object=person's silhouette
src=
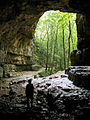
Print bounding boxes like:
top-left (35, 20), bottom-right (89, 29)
top-left (26, 79), bottom-right (34, 108)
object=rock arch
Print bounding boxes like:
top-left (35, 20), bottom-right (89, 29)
top-left (0, 0), bottom-right (90, 77)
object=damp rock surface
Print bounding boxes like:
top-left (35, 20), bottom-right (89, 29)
top-left (0, 71), bottom-right (90, 120)
top-left (68, 66), bottom-right (90, 89)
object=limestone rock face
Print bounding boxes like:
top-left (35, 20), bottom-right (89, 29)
top-left (69, 0), bottom-right (90, 14)
top-left (0, 13), bottom-right (36, 64)
top-left (71, 14), bottom-right (90, 66)
top-left (0, 66), bottom-right (3, 78)
top-left (68, 66), bottom-right (90, 89)
top-left (0, 50), bottom-right (6, 64)
top-left (71, 48), bottom-right (90, 66)
top-left (0, 1), bottom-right (39, 76)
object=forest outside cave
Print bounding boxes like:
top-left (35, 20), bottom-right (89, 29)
top-left (34, 10), bottom-right (77, 77)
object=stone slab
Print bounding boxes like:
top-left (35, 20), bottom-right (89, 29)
top-left (68, 66), bottom-right (90, 89)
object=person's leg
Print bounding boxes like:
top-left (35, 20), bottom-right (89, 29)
top-left (27, 97), bottom-right (30, 108)
top-left (31, 97), bottom-right (33, 108)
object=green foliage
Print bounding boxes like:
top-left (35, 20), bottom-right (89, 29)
top-left (38, 69), bottom-right (57, 77)
top-left (34, 10), bottom-right (77, 71)
top-left (38, 70), bottom-right (51, 77)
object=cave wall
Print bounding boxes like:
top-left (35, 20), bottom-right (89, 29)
top-left (0, 1), bottom-right (40, 77)
top-left (0, 0), bottom-right (90, 77)
top-left (69, 0), bottom-right (90, 66)
top-left (71, 14), bottom-right (90, 66)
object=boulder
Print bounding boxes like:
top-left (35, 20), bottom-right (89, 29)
top-left (3, 64), bottom-right (16, 77)
top-left (68, 66), bottom-right (90, 89)
top-left (32, 64), bottom-right (41, 71)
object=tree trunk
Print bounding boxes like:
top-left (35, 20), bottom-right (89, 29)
top-left (46, 26), bottom-right (49, 71)
top-left (51, 25), bottom-right (58, 71)
top-left (67, 20), bottom-right (71, 68)
top-left (49, 26), bottom-right (53, 72)
top-left (46, 40), bottom-right (49, 70)
top-left (62, 28), bottom-right (66, 70)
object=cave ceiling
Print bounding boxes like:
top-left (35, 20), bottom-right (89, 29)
top-left (0, 0), bottom-right (90, 20)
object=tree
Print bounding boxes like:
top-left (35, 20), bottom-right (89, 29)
top-left (67, 20), bottom-right (71, 68)
top-left (34, 10), bottom-right (77, 73)
top-left (46, 25), bottom-right (49, 70)
top-left (62, 28), bottom-right (66, 69)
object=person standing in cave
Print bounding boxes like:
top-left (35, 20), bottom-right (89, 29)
top-left (25, 79), bottom-right (34, 109)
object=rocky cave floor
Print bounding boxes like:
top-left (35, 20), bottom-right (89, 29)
top-left (0, 71), bottom-right (90, 120)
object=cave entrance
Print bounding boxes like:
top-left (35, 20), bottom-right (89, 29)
top-left (34, 10), bottom-right (77, 76)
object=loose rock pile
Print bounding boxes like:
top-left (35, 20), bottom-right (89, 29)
top-left (0, 73), bottom-right (90, 120)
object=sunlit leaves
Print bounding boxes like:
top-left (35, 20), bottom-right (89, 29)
top-left (34, 10), bottom-right (77, 70)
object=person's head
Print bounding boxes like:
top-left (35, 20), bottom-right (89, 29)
top-left (28, 79), bottom-right (32, 84)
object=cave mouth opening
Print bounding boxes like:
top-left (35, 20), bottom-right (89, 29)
top-left (34, 10), bottom-right (77, 76)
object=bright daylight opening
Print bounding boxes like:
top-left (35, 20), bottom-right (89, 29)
top-left (34, 10), bottom-right (77, 77)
